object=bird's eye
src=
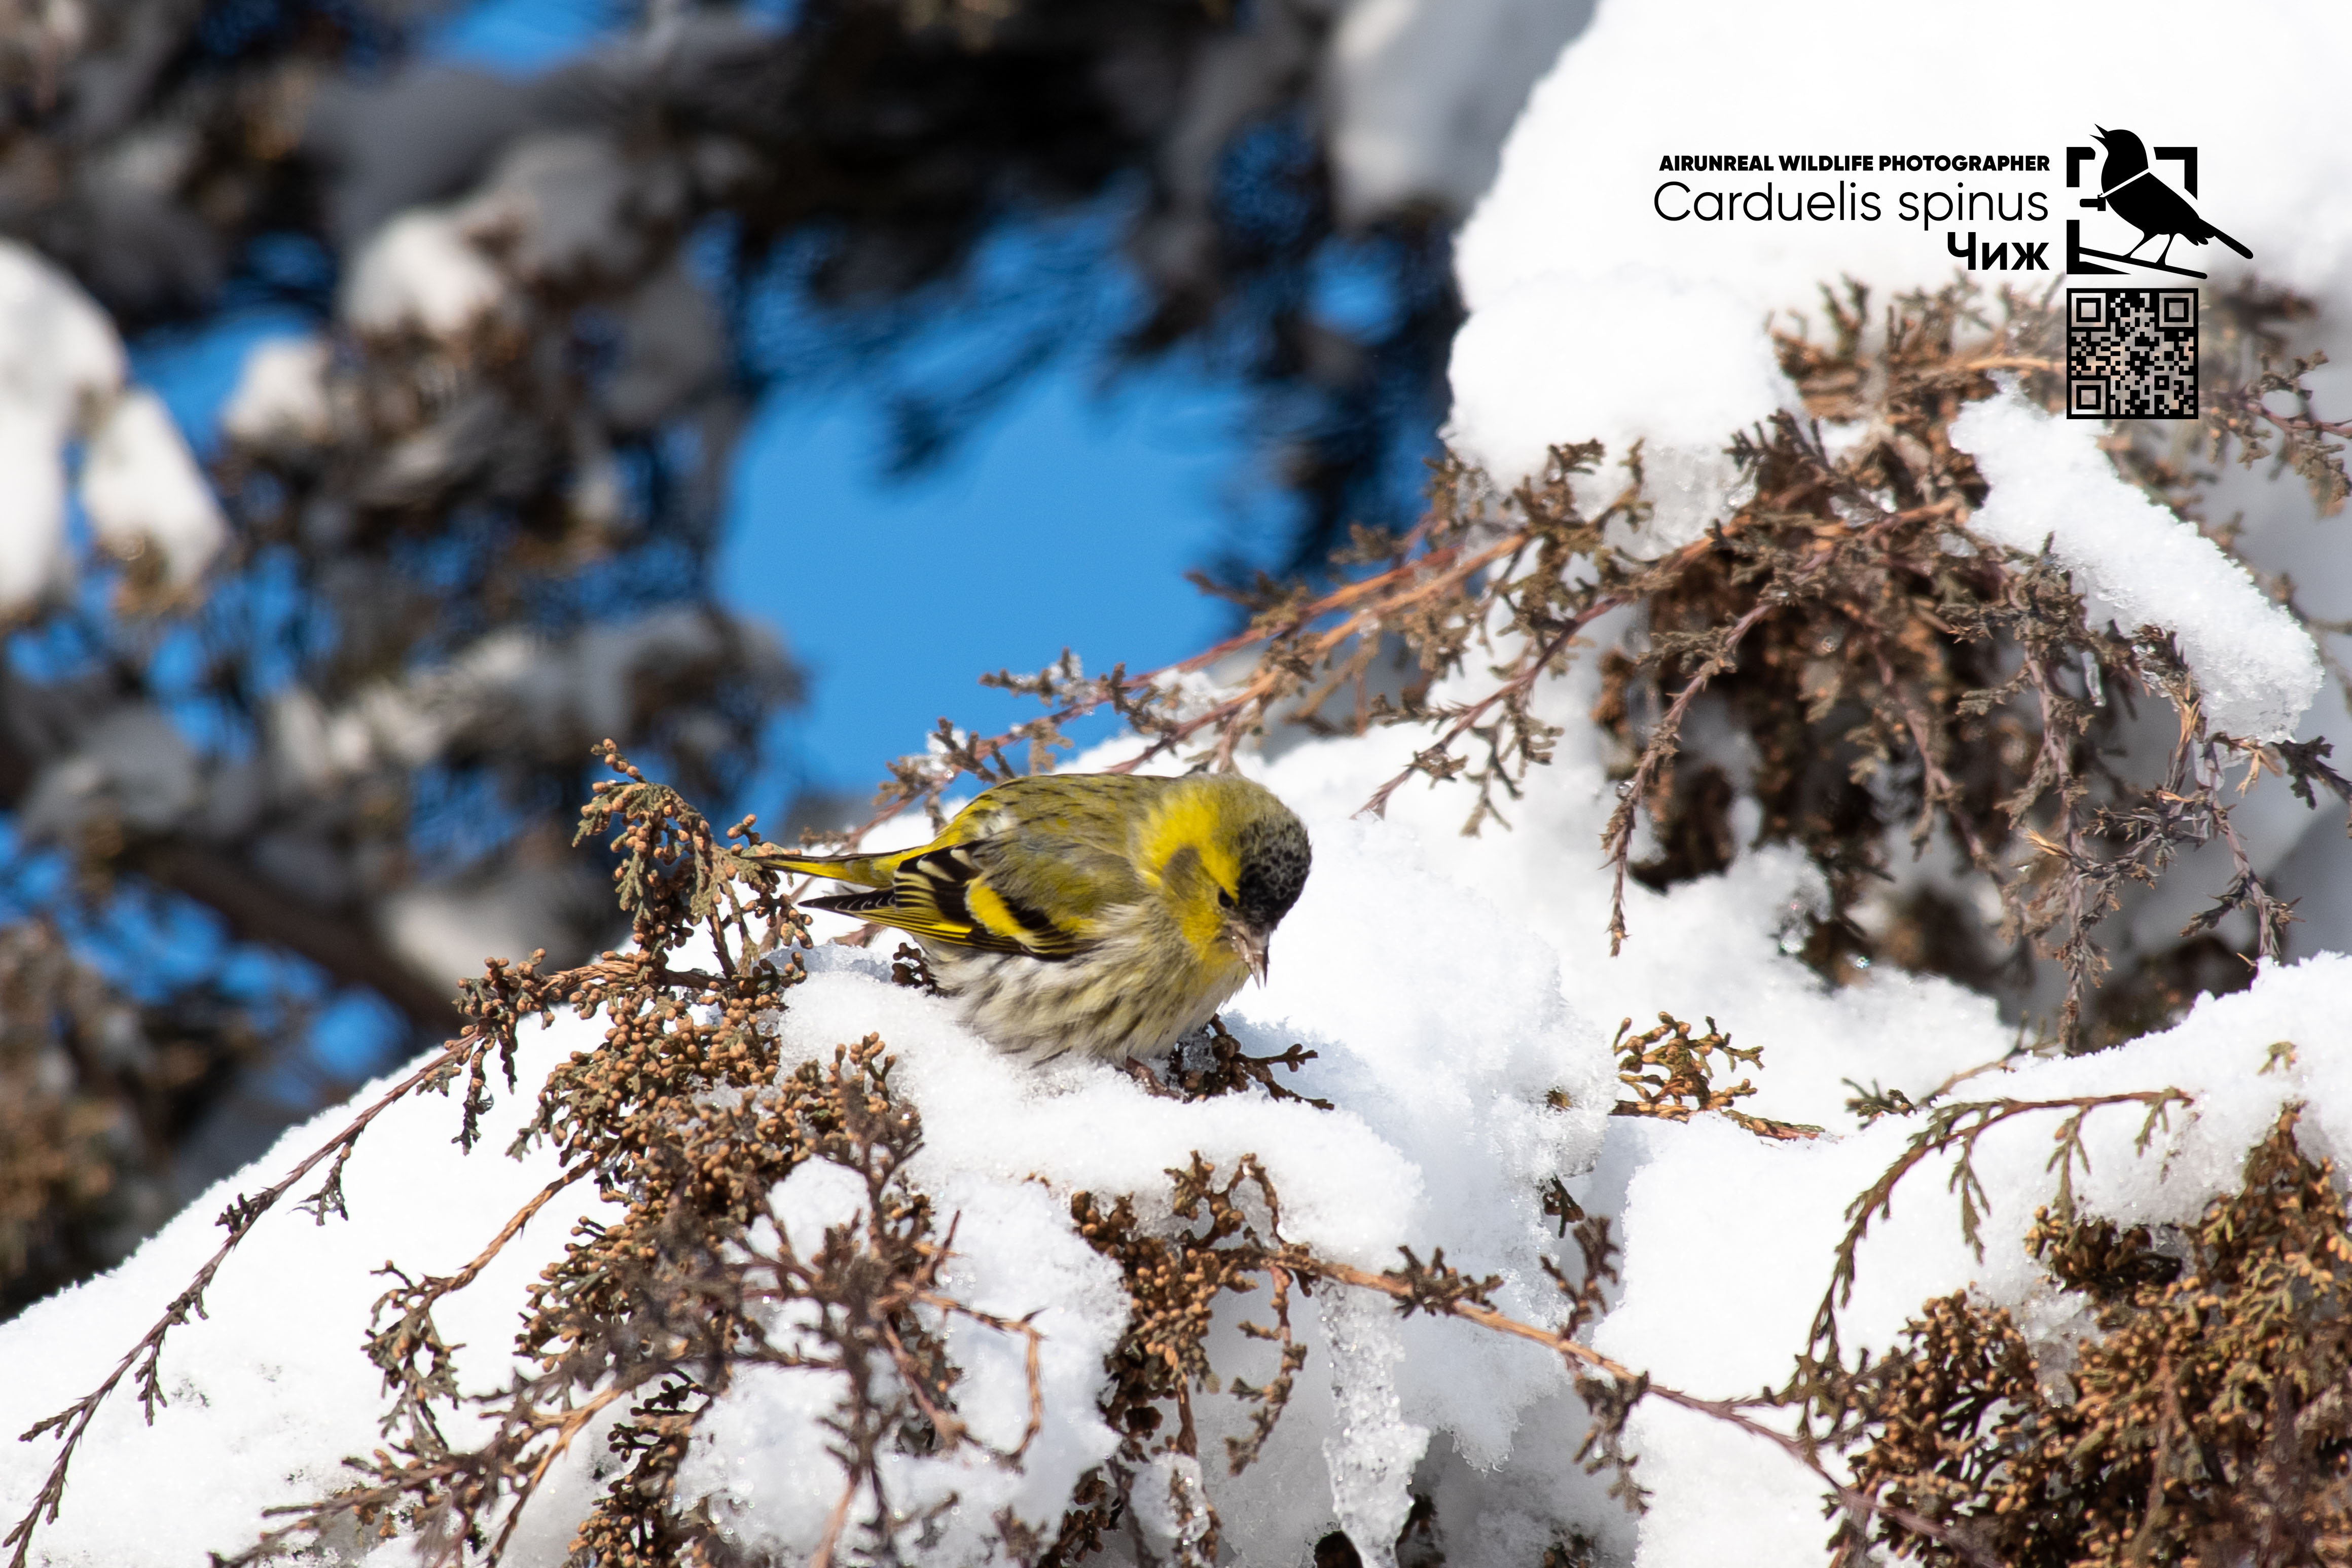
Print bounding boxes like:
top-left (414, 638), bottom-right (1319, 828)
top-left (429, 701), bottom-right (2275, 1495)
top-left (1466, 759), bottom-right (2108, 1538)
top-left (1217, 888), bottom-right (1236, 909)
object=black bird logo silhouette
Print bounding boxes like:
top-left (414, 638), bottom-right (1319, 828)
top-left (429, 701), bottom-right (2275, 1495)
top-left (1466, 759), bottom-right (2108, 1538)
top-left (2072, 127), bottom-right (2252, 278)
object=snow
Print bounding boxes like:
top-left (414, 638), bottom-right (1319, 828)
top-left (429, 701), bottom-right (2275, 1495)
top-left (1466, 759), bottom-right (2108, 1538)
top-left (374, 860), bottom-right (608, 986)
top-left (220, 335), bottom-right (334, 449)
top-left (0, 240), bottom-right (127, 614)
top-left (1951, 387), bottom-right (2322, 741)
top-left (457, 133), bottom-right (677, 288)
top-left (0, 1025), bottom-right (607, 1567)
top-left (0, 410), bottom-right (71, 616)
top-left (12, 2), bottom-right (2352, 1564)
top-left (1448, 0), bottom-right (2352, 543)
top-left (1443, 0), bottom-right (2352, 968)
top-left (1324, 0), bottom-right (1594, 227)
top-left (4, 592), bottom-right (2349, 1566)
top-left (1318, 1285), bottom-right (1430, 1568)
top-left (678, 1063), bottom-right (1130, 1565)
top-left (338, 137), bottom-right (675, 342)
top-left (0, 240), bottom-right (228, 612)
top-left (79, 388), bottom-right (228, 589)
top-left (1595, 955), bottom-right (2352, 1568)
top-left (341, 208), bottom-right (508, 338)
top-left (1447, 266), bottom-right (1790, 555)
top-left (258, 611), bottom-right (785, 795)
top-left (15, 703), bottom-right (201, 842)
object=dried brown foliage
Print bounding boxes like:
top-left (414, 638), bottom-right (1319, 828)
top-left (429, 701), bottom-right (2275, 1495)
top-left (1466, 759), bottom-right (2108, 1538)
top-left (1594, 279), bottom-right (2340, 1044)
top-left (1843, 1108), bottom-right (2352, 1567)
top-left (0, 921), bottom-right (271, 1317)
top-left (1781, 1085), bottom-right (2196, 1487)
top-left (822, 277), bottom-right (2349, 1057)
top-left (1597, 1012), bottom-right (1822, 1143)
top-left (1061, 1154), bottom-right (1307, 1564)
top-left (0, 925), bottom-right (150, 1315)
top-left (19, 271), bottom-right (2352, 1566)
top-left (1051, 1140), bottom-right (1887, 1564)
top-left (2194, 289), bottom-right (2352, 518)
top-left (8, 749), bottom-right (1043, 1568)
top-left (1161, 1016), bottom-right (1332, 1110)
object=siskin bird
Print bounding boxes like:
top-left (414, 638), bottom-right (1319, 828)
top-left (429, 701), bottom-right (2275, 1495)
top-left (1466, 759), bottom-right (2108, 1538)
top-left (758, 772), bottom-right (1311, 1062)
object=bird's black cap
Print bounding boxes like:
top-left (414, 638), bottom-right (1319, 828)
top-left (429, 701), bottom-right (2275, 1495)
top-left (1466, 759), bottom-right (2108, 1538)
top-left (1233, 816), bottom-right (1312, 932)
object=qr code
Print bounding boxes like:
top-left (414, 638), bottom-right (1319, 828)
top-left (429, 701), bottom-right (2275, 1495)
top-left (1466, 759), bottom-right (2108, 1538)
top-left (2067, 288), bottom-right (2197, 419)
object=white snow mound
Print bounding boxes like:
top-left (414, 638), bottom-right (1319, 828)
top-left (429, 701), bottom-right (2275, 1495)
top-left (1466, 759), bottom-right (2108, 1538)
top-left (1952, 388), bottom-right (2321, 741)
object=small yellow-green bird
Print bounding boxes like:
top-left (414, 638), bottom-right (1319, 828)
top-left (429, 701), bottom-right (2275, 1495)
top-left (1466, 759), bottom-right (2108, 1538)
top-left (758, 772), bottom-right (1311, 1062)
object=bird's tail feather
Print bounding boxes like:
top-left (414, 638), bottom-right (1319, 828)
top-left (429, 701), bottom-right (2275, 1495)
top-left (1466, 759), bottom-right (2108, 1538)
top-left (2216, 227), bottom-right (2253, 259)
top-left (747, 847), bottom-right (904, 887)
top-left (803, 889), bottom-right (899, 918)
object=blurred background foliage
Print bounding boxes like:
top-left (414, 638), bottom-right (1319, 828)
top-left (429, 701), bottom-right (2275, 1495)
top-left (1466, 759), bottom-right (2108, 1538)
top-left (0, 0), bottom-right (1594, 1312)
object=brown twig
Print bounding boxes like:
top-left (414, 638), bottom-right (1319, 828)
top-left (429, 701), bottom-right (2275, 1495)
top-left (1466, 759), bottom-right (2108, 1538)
top-left (1299, 1257), bottom-right (1999, 1568)
top-left (5, 1029), bottom-right (483, 1568)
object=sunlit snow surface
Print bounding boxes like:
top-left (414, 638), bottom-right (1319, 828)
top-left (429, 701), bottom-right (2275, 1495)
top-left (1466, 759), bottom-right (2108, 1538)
top-left (14, 1), bottom-right (2352, 1563)
top-left (0, 243), bottom-right (223, 613)
top-left (1951, 388), bottom-right (2322, 741)
top-left (12, 635), bottom-right (2348, 1565)
top-left (1449, 0), bottom-right (2351, 738)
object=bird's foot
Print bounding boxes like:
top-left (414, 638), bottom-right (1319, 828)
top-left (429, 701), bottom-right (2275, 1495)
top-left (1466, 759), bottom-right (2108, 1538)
top-left (1118, 1055), bottom-right (1183, 1100)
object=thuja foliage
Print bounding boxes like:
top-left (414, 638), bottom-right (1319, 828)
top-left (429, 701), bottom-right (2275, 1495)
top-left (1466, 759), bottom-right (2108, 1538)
top-left (19, 276), bottom-right (2352, 1564)
top-left (1594, 1012), bottom-right (1822, 1143)
top-left (854, 277), bottom-right (2352, 1054)
top-left (6, 748), bottom-right (1053, 1568)
top-left (2, 751), bottom-right (1734, 1568)
top-left (4, 750), bottom-right (1854, 1567)
top-left (1840, 1106), bottom-right (2352, 1567)
top-left (0, 922), bottom-right (234, 1317)
top-left (1046, 1030), bottom-right (1830, 1564)
top-left (1060, 1152), bottom-right (1307, 1564)
top-left (1042, 1017), bottom-right (1882, 1562)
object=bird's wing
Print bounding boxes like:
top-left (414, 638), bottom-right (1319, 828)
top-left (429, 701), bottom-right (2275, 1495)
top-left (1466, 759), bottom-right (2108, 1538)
top-left (795, 774), bottom-right (1164, 955)
top-left (806, 843), bottom-right (1104, 959)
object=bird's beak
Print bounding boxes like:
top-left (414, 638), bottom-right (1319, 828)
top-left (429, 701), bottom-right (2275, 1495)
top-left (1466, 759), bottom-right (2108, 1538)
top-left (1230, 923), bottom-right (1271, 986)
top-left (2093, 126), bottom-right (2109, 143)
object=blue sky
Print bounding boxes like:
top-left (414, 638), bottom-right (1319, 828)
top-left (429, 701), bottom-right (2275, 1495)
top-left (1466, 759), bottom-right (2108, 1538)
top-left (106, 0), bottom-right (1404, 1088)
top-left (131, 0), bottom-right (1274, 826)
top-left (723, 360), bottom-right (1259, 808)
top-left (135, 291), bottom-right (1259, 816)
top-left (14, 0), bottom-right (1392, 1105)
top-left (423, 0), bottom-right (632, 74)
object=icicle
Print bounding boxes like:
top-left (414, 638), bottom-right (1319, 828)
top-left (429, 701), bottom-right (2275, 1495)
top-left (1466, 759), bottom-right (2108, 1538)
top-left (1318, 1285), bottom-right (1430, 1568)
top-left (1130, 1452), bottom-right (1214, 1565)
